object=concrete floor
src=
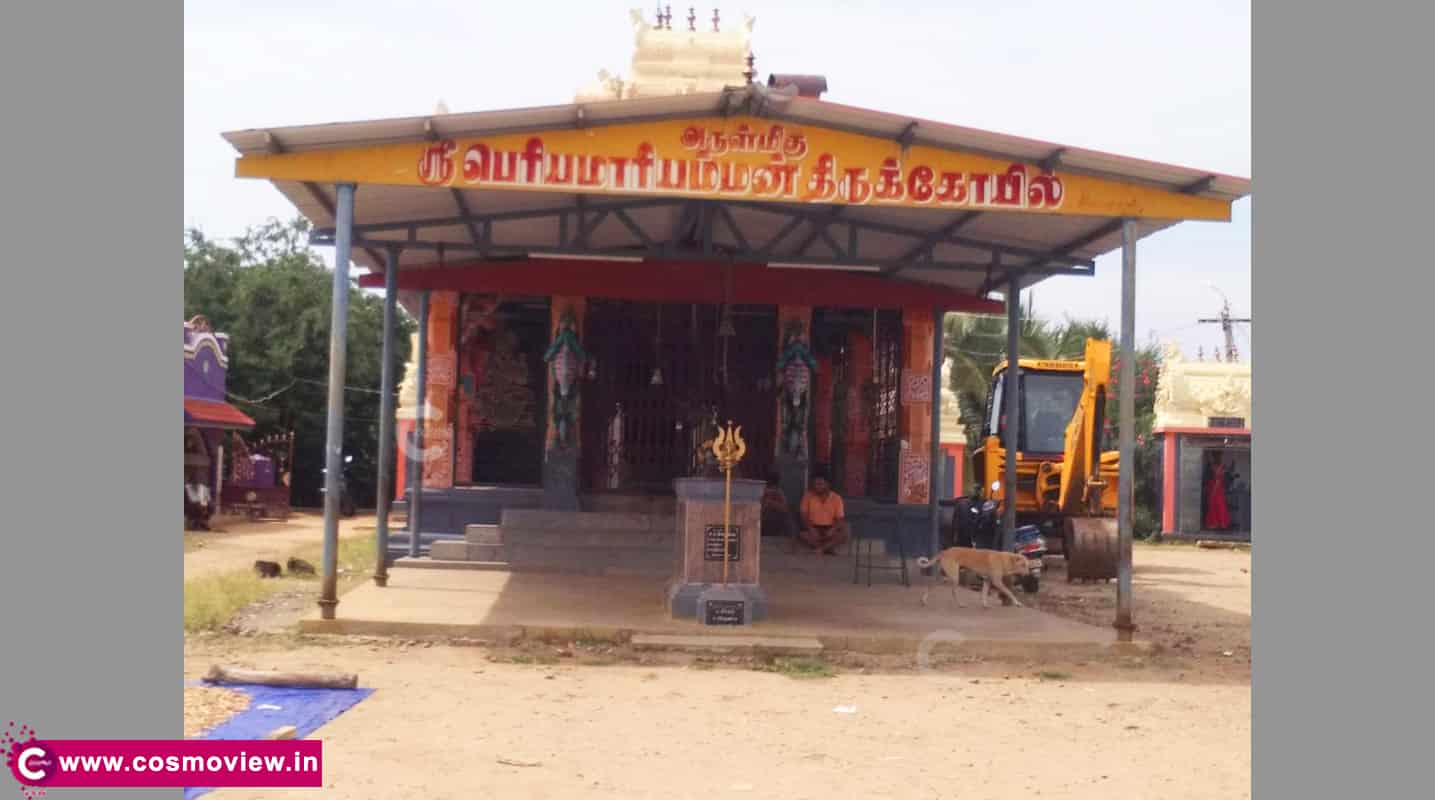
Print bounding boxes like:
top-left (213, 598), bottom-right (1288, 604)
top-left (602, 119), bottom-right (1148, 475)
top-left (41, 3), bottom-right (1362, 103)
top-left (303, 565), bottom-right (1128, 657)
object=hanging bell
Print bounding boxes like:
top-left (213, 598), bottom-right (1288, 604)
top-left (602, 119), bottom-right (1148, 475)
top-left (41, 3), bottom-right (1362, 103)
top-left (650, 367), bottom-right (664, 386)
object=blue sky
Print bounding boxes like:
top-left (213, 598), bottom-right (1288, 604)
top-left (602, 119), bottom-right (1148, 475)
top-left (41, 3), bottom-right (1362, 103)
top-left (184, 0), bottom-right (1250, 359)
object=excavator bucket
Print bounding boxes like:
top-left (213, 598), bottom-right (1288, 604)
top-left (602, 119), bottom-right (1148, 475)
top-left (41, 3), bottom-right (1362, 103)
top-left (1064, 517), bottom-right (1119, 581)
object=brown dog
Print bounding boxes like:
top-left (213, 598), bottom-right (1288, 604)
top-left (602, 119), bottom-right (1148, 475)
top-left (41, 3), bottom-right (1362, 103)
top-left (917, 547), bottom-right (1030, 609)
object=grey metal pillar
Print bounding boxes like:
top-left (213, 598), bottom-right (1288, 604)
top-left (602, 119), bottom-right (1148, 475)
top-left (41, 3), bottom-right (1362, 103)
top-left (1116, 221), bottom-right (1138, 636)
top-left (928, 307), bottom-right (944, 559)
top-left (1002, 273), bottom-right (1021, 550)
top-left (319, 182), bottom-right (356, 620)
top-left (373, 246), bottom-right (400, 587)
top-left (407, 290), bottom-right (430, 559)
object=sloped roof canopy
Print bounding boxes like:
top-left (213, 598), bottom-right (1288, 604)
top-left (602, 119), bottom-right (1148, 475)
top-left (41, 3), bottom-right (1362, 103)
top-left (224, 84), bottom-right (1249, 310)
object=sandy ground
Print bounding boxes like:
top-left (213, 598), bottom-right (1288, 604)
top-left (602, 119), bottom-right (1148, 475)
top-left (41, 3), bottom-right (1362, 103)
top-left (184, 511), bottom-right (373, 581)
top-left (1034, 542), bottom-right (1252, 673)
top-left (185, 634), bottom-right (1248, 800)
top-left (183, 539), bottom-right (1251, 799)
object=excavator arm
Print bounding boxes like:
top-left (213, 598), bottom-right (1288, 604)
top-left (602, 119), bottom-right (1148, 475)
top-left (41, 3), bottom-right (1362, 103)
top-left (1056, 338), bottom-right (1117, 516)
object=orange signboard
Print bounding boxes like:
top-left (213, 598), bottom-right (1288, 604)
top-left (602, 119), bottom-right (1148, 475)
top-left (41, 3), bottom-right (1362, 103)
top-left (235, 115), bottom-right (1230, 221)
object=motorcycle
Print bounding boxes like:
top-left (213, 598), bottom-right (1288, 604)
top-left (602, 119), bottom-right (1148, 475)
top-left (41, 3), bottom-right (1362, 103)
top-left (945, 492), bottom-right (1047, 594)
top-left (1011, 524), bottom-right (1048, 594)
top-left (319, 454), bottom-right (357, 517)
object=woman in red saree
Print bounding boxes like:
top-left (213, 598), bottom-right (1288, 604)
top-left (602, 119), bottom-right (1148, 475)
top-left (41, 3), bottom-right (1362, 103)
top-left (1204, 454), bottom-right (1231, 530)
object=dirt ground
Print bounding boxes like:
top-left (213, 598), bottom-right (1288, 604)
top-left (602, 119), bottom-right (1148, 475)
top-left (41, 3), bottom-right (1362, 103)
top-left (184, 511), bottom-right (373, 581)
top-left (184, 538), bottom-right (1250, 799)
top-left (1033, 542), bottom-right (1252, 674)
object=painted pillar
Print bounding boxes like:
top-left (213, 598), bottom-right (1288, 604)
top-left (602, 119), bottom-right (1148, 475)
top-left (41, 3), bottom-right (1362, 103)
top-left (420, 291), bottom-right (459, 490)
top-left (543, 297), bottom-right (588, 510)
top-left (774, 306), bottom-right (815, 510)
top-left (1161, 430), bottom-right (1178, 535)
top-left (939, 443), bottom-right (966, 496)
top-left (898, 308), bottom-right (935, 506)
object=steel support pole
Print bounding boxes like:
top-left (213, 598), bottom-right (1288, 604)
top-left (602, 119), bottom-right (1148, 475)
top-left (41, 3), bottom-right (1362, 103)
top-left (1002, 274), bottom-right (1021, 551)
top-left (374, 246), bottom-right (400, 586)
top-left (928, 307), bottom-right (944, 559)
top-left (407, 290), bottom-right (430, 559)
top-left (1116, 220), bottom-right (1138, 637)
top-left (319, 182), bottom-right (355, 620)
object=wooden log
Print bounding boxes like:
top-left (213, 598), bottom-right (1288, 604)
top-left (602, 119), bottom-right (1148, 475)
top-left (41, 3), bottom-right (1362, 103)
top-left (1196, 540), bottom-right (1251, 551)
top-left (203, 665), bottom-right (358, 689)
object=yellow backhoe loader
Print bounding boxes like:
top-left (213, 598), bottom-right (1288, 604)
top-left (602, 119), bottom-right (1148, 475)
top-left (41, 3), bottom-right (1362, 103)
top-left (970, 338), bottom-right (1121, 580)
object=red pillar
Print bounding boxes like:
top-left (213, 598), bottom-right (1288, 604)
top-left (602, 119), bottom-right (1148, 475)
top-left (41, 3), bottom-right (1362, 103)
top-left (941, 442), bottom-right (966, 497)
top-left (1162, 430), bottom-right (1178, 534)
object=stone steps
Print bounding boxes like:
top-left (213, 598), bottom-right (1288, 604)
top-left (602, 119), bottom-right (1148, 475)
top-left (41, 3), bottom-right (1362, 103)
top-left (496, 509), bottom-right (675, 575)
top-left (392, 557), bottom-right (511, 572)
top-left (465, 524), bottom-right (502, 545)
top-left (429, 540), bottom-right (507, 562)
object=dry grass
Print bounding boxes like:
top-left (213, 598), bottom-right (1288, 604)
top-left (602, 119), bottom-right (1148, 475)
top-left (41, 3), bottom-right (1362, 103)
top-left (183, 534), bottom-right (373, 633)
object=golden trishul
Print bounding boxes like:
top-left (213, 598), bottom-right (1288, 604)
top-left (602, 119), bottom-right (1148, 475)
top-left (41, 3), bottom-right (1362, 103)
top-left (710, 421), bottom-right (746, 585)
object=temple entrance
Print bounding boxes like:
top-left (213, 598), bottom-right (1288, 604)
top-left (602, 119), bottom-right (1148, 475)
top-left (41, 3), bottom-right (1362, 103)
top-left (460, 295), bottom-right (550, 486)
top-left (809, 308), bottom-right (904, 501)
top-left (580, 300), bottom-right (778, 494)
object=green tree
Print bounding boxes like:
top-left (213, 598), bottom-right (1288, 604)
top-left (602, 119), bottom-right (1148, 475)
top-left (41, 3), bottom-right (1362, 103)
top-left (184, 218), bottom-right (413, 508)
top-left (943, 309), bottom-right (1164, 537)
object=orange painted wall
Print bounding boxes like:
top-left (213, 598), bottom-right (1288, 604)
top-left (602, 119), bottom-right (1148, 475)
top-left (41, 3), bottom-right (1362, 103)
top-left (898, 309), bottom-right (935, 505)
top-left (421, 292), bottom-right (459, 489)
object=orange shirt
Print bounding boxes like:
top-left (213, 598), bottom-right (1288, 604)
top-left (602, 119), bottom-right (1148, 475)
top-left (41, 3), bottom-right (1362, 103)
top-left (800, 490), bottom-right (845, 527)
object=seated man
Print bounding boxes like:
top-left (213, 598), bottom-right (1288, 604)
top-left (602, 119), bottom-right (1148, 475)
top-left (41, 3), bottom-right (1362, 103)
top-left (184, 467), bottom-right (213, 531)
top-left (798, 473), bottom-right (849, 555)
top-left (760, 473), bottom-right (794, 539)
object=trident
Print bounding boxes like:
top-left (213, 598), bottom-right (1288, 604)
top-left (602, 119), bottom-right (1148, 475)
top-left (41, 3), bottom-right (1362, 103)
top-left (710, 420), bottom-right (746, 586)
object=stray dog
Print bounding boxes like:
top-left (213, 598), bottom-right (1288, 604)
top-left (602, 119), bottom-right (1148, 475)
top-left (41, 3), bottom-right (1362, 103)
top-left (253, 560), bottom-right (282, 579)
top-left (286, 557), bottom-right (316, 577)
top-left (916, 547), bottom-right (1030, 609)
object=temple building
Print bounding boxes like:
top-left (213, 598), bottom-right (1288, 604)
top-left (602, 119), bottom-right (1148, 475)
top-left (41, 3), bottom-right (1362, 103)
top-left (223, 5), bottom-right (1248, 625)
top-left (182, 315), bottom-right (255, 512)
top-left (1153, 343), bottom-right (1253, 541)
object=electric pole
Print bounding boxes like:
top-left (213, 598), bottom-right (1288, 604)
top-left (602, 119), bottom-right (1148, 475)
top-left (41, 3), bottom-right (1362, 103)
top-left (1198, 286), bottom-right (1251, 362)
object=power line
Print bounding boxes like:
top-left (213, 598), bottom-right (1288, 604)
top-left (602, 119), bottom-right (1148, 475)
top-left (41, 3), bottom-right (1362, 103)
top-left (292, 377), bottom-right (390, 396)
top-left (225, 379), bottom-right (297, 406)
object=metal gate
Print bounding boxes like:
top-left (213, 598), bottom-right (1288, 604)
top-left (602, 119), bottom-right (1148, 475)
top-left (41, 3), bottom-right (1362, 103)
top-left (581, 301), bottom-right (777, 493)
top-left (867, 309), bottom-right (904, 501)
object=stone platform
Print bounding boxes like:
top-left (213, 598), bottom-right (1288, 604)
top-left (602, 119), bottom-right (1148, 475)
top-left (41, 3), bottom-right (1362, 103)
top-left (303, 566), bottom-right (1138, 658)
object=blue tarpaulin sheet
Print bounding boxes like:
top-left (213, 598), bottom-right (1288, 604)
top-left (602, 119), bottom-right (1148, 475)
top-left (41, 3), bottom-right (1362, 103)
top-left (184, 682), bottom-right (374, 800)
